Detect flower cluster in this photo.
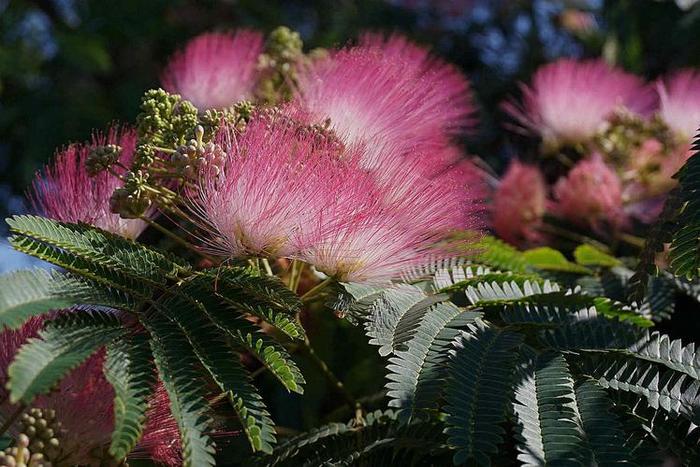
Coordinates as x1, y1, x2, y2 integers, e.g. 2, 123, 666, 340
494, 59, 700, 245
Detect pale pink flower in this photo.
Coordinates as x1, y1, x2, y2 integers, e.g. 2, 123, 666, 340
191, 111, 352, 258
161, 30, 263, 109
657, 69, 700, 140
294, 35, 475, 175
492, 161, 547, 246
553, 154, 626, 231
30, 126, 147, 239
503, 59, 655, 146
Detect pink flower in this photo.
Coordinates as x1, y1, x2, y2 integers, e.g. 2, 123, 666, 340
657, 69, 700, 140
191, 110, 352, 258
30, 126, 147, 239
192, 111, 481, 283
161, 30, 263, 109
294, 34, 475, 176
492, 161, 547, 246
553, 154, 626, 231
135, 383, 181, 467
503, 59, 655, 146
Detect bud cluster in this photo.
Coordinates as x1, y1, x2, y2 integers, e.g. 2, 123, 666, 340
86, 144, 123, 175
0, 408, 64, 467
110, 169, 153, 218
172, 126, 228, 178
595, 111, 673, 165
256, 26, 304, 103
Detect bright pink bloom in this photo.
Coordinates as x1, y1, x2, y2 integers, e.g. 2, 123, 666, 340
294, 35, 475, 176
192, 111, 481, 283
492, 161, 547, 246
191, 111, 349, 258
553, 154, 626, 231
30, 126, 147, 239
161, 30, 263, 109
657, 69, 700, 140
0, 318, 114, 465
136, 383, 181, 467
503, 59, 655, 146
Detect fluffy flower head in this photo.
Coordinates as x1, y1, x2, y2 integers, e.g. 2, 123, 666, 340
492, 161, 547, 246
294, 34, 475, 175
161, 30, 264, 109
193, 109, 482, 283
503, 58, 654, 146
553, 154, 626, 231
30, 126, 146, 239
657, 69, 700, 140
192, 109, 352, 258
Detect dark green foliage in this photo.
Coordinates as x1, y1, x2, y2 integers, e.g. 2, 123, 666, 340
8, 309, 124, 403
444, 324, 522, 465
104, 333, 157, 459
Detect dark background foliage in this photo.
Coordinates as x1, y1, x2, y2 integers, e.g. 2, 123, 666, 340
3, 0, 700, 447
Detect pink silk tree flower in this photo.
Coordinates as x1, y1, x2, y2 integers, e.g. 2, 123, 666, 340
492, 161, 548, 246
191, 111, 354, 258
161, 30, 264, 110
30, 126, 147, 239
503, 58, 655, 147
553, 154, 627, 231
657, 69, 700, 140
134, 383, 181, 467
294, 36, 475, 176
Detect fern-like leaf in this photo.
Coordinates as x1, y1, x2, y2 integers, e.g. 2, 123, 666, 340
158, 291, 278, 453
104, 333, 157, 460
444, 323, 523, 465
8, 309, 124, 404
513, 353, 588, 466
141, 310, 217, 467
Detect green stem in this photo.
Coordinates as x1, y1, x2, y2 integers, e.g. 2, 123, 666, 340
617, 232, 645, 249
300, 277, 334, 304
140, 216, 216, 262
300, 337, 362, 420
261, 258, 274, 276
288, 259, 303, 293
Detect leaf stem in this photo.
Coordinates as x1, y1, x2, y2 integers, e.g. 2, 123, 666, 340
300, 337, 362, 422
140, 216, 216, 262
288, 260, 304, 293
300, 277, 333, 304
261, 258, 274, 276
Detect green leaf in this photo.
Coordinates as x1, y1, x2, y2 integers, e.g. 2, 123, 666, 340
444, 323, 523, 465
579, 354, 700, 425
141, 311, 216, 467
574, 378, 635, 465
523, 247, 592, 274
158, 291, 278, 453
197, 268, 304, 340
7, 215, 188, 287
574, 244, 622, 268
9, 234, 154, 301
468, 236, 529, 273
386, 303, 482, 419
513, 353, 588, 466
0, 268, 139, 331
104, 333, 156, 460
183, 278, 304, 394
0, 269, 77, 330
8, 310, 124, 404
